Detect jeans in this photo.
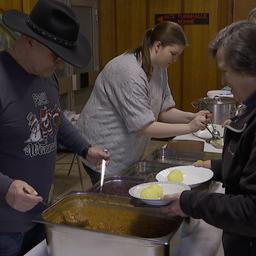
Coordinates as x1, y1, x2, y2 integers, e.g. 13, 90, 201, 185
0, 224, 45, 256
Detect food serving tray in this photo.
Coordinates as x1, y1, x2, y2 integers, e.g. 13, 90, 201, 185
145, 147, 205, 165
36, 193, 182, 256
123, 161, 172, 182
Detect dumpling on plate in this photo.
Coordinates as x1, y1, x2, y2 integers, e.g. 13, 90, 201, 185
210, 138, 224, 149
140, 184, 163, 199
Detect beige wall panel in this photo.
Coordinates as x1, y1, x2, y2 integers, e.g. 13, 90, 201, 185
0, 0, 22, 12
182, 0, 231, 111
99, 0, 116, 68
218, 0, 233, 30
115, 0, 147, 55
22, 0, 37, 13
233, 0, 256, 21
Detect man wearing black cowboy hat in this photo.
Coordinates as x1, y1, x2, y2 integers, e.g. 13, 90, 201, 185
0, 0, 110, 255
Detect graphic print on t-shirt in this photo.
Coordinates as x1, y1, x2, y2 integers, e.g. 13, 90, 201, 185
23, 92, 61, 157
25, 112, 44, 142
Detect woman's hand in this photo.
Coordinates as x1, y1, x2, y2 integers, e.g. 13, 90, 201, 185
193, 159, 211, 169
162, 193, 188, 217
188, 114, 207, 132
195, 110, 212, 123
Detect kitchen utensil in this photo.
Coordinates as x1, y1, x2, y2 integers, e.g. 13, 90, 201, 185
193, 124, 224, 140
206, 125, 221, 140
205, 125, 215, 139
209, 118, 221, 139
211, 126, 221, 139
100, 149, 108, 191
100, 159, 106, 191
192, 96, 237, 125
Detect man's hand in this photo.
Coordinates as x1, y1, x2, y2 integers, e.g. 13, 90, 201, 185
85, 146, 110, 169
162, 193, 187, 217
5, 180, 43, 212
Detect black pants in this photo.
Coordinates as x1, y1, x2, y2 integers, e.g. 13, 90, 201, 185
223, 233, 256, 256
82, 163, 101, 185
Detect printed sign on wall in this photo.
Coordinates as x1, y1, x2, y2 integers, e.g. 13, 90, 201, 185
155, 13, 209, 25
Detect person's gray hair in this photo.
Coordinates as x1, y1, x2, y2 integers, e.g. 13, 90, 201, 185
248, 7, 256, 23
209, 20, 252, 57
213, 23, 256, 76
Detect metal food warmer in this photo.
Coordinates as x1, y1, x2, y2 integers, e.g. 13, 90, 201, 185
38, 192, 181, 256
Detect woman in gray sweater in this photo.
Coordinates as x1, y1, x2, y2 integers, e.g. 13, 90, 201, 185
77, 21, 209, 183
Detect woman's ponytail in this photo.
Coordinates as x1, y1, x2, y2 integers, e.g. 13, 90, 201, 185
141, 29, 153, 80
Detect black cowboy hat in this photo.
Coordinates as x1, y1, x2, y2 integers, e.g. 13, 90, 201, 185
2, 0, 91, 68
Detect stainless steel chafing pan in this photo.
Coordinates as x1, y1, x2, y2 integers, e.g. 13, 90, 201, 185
123, 161, 172, 182
145, 147, 204, 165
35, 193, 181, 256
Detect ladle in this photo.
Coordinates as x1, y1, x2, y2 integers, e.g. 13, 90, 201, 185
206, 124, 221, 140
100, 149, 108, 191
209, 121, 221, 139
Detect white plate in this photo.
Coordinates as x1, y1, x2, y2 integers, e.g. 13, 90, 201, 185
193, 124, 224, 140
128, 181, 190, 206
193, 129, 212, 139
156, 165, 214, 188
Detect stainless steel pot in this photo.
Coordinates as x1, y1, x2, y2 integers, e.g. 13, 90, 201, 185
191, 96, 237, 125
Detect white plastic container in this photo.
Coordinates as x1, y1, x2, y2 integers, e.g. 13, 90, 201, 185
207, 90, 233, 98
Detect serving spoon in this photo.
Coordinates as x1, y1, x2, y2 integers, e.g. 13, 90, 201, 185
100, 149, 108, 192
205, 125, 221, 140
210, 122, 221, 139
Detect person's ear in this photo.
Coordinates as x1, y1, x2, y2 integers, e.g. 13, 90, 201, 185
153, 41, 162, 53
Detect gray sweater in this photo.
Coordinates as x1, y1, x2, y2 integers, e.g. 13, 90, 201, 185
77, 53, 175, 175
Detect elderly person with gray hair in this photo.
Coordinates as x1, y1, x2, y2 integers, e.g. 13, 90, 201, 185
248, 7, 256, 23
164, 21, 256, 256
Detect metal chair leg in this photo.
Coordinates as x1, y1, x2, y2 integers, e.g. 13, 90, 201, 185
76, 155, 85, 191
56, 152, 85, 191
47, 184, 54, 204
67, 153, 77, 176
